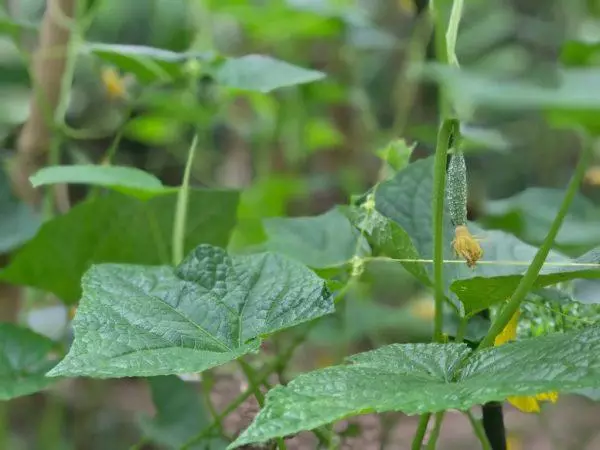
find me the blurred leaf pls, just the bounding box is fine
[0,168,40,253]
[425,65,600,128]
[459,124,511,153]
[30,165,166,199]
[1,189,239,303]
[262,207,370,269]
[139,375,226,449]
[212,3,343,40]
[0,324,58,400]
[375,139,415,173]
[561,40,600,67]
[47,245,334,377]
[0,14,37,38]
[305,118,344,152]
[216,55,325,93]
[574,279,600,304]
[309,295,432,346]
[482,187,600,255]
[83,43,216,83]
[123,115,184,146]
[231,326,600,448]
[84,44,325,91]
[228,176,306,253]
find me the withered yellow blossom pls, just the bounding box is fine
[494,309,559,413]
[452,225,483,268]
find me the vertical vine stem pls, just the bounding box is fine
[422,2,465,445]
[425,412,445,449]
[411,413,431,450]
[465,410,493,450]
[478,133,593,349]
[172,133,199,265]
[238,359,287,450]
[431,118,456,343]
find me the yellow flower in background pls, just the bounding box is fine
[452,225,483,268]
[101,66,127,100]
[584,166,600,186]
[398,0,416,15]
[494,309,559,413]
[506,434,522,450]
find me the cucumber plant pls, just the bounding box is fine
[2,1,600,449]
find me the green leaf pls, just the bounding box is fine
[374,157,467,287]
[0,14,36,38]
[0,324,59,400]
[375,139,415,173]
[453,248,600,313]
[262,207,370,269]
[425,65,600,112]
[139,375,226,449]
[231,325,600,447]
[30,165,166,199]
[1,189,239,303]
[83,43,216,83]
[0,168,40,253]
[372,157,599,314]
[47,244,334,378]
[561,40,600,67]
[84,43,325,91]
[228,175,306,253]
[215,55,325,93]
[481,187,600,255]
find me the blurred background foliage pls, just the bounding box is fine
[2,0,600,449]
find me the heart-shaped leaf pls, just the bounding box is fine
[231,325,600,448]
[47,244,334,378]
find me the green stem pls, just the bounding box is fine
[0,402,8,450]
[445,0,464,68]
[430,0,449,118]
[478,135,593,349]
[180,321,316,449]
[425,412,445,450]
[238,359,286,450]
[201,371,229,440]
[238,359,266,406]
[466,410,492,450]
[432,118,455,342]
[455,315,468,343]
[411,413,431,450]
[172,133,199,265]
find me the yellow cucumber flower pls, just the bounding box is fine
[494,309,558,413]
[452,225,483,268]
